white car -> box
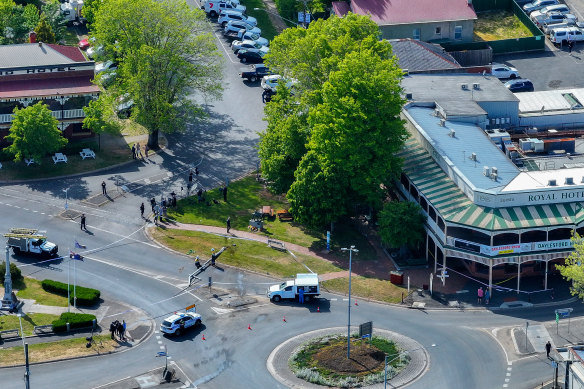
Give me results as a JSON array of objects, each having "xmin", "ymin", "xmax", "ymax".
[
  {"xmin": 261, "ymin": 75, "xmax": 296, "ymax": 91},
  {"xmin": 87, "ymin": 45, "xmax": 104, "ymax": 59},
  {"xmin": 160, "ymin": 312, "xmax": 202, "ymax": 336},
  {"xmin": 530, "ymin": 4, "xmax": 570, "ymax": 21},
  {"xmin": 203, "ymin": 0, "xmax": 245, "ymax": 17},
  {"xmin": 490, "ymin": 64, "xmax": 519, "ymax": 79},
  {"xmin": 95, "ymin": 60, "xmax": 117, "ymax": 74},
  {"xmin": 537, "ymin": 13, "xmax": 578, "ymax": 28},
  {"xmin": 231, "ymin": 39, "xmax": 268, "ymax": 54},
  {"xmin": 240, "ymin": 31, "xmax": 268, "ymax": 47},
  {"xmin": 218, "ymin": 10, "xmax": 256, "ymax": 28},
  {"xmin": 523, "ymin": 0, "xmax": 559, "ymax": 14}
]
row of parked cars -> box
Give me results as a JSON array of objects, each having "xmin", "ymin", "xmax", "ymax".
[
  {"xmin": 523, "ymin": 0, "xmax": 584, "ymax": 45},
  {"xmin": 201, "ymin": 0, "xmax": 270, "ymax": 63}
]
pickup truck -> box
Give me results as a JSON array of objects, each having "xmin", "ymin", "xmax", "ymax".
[
  {"xmin": 268, "ymin": 273, "xmax": 320, "ymax": 302},
  {"xmin": 240, "ymin": 64, "xmax": 270, "ymax": 82},
  {"xmin": 5, "ymin": 229, "xmax": 58, "ymax": 257}
]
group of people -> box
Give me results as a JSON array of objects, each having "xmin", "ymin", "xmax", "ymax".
[
  {"xmin": 477, "ymin": 286, "xmax": 490, "ymax": 305},
  {"xmin": 131, "ymin": 143, "xmax": 149, "ymax": 160},
  {"xmin": 109, "ymin": 320, "xmax": 127, "ymax": 341}
]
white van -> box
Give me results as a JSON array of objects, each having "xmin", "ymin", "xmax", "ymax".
[
  {"xmin": 203, "ymin": 0, "xmax": 245, "ymax": 17},
  {"xmin": 549, "ymin": 27, "xmax": 584, "ymax": 44}
]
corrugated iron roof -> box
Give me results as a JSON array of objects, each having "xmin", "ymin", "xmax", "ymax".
[
  {"xmin": 390, "ymin": 39, "xmax": 461, "ymax": 72},
  {"xmin": 0, "ymin": 43, "xmax": 86, "ymax": 68}
]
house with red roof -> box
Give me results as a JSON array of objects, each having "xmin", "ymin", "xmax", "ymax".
[
  {"xmin": 332, "ymin": 0, "xmax": 477, "ymax": 43},
  {"xmin": 0, "ymin": 42, "xmax": 100, "ymax": 145}
]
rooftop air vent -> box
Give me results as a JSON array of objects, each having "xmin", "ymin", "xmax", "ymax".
[
  {"xmin": 483, "ymin": 166, "xmax": 490, "ymax": 176},
  {"xmin": 405, "ymin": 93, "xmax": 413, "ymax": 100},
  {"xmin": 566, "ymin": 177, "xmax": 574, "ymax": 185},
  {"xmin": 470, "ymin": 152, "xmax": 477, "ymax": 161},
  {"xmin": 440, "ymin": 119, "xmax": 446, "ymax": 127},
  {"xmin": 491, "ymin": 166, "xmax": 498, "ymax": 175},
  {"xmin": 473, "ymin": 83, "xmax": 480, "ymax": 90},
  {"xmin": 448, "ymin": 129, "xmax": 456, "ymax": 138},
  {"xmin": 461, "ymin": 83, "xmax": 469, "ymax": 90},
  {"xmin": 548, "ymin": 179, "xmax": 557, "ymax": 186},
  {"xmin": 490, "ymin": 172, "xmax": 498, "ymax": 181}
]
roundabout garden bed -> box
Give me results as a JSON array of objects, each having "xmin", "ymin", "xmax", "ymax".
[{"xmin": 289, "ymin": 334, "xmax": 409, "ymax": 387}]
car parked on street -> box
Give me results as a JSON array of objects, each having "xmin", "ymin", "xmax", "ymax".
[
  {"xmin": 549, "ymin": 26, "xmax": 584, "ymax": 44},
  {"xmin": 239, "ymin": 64, "xmax": 271, "ymax": 82},
  {"xmin": 530, "ymin": 4, "xmax": 570, "ymax": 21},
  {"xmin": 237, "ymin": 49, "xmax": 265, "ymax": 63},
  {"xmin": 160, "ymin": 312, "xmax": 202, "ymax": 336},
  {"xmin": 238, "ymin": 31, "xmax": 268, "ymax": 46},
  {"xmin": 523, "ymin": 0, "xmax": 559, "ymax": 14},
  {"xmin": 261, "ymin": 74, "xmax": 296, "ymax": 91},
  {"xmin": 534, "ymin": 12, "xmax": 577, "ymax": 28},
  {"xmin": 491, "ymin": 64, "xmax": 519, "ymax": 79},
  {"xmin": 95, "ymin": 60, "xmax": 117, "ymax": 74},
  {"xmin": 231, "ymin": 39, "xmax": 268, "ymax": 54},
  {"xmin": 223, "ymin": 20, "xmax": 261, "ymax": 37},
  {"xmin": 203, "ymin": 0, "xmax": 245, "ymax": 17},
  {"xmin": 218, "ymin": 10, "xmax": 256, "ymax": 28},
  {"xmin": 505, "ymin": 79, "xmax": 534, "ymax": 93}
]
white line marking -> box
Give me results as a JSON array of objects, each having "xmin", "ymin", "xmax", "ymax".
[
  {"xmin": 160, "ymin": 346, "xmax": 165, "ymax": 349},
  {"xmin": 158, "ymin": 341, "xmax": 163, "ymax": 344},
  {"xmin": 506, "ymin": 373, "xmax": 511, "ymax": 376},
  {"xmin": 507, "ymin": 367, "xmax": 512, "ymax": 371},
  {"xmin": 342, "ymin": 298, "xmax": 349, "ymax": 301},
  {"xmin": 503, "ymin": 385, "xmax": 508, "ymax": 388},
  {"xmin": 505, "ymin": 379, "xmax": 510, "ymax": 382},
  {"xmin": 508, "ymin": 361, "xmax": 512, "ymax": 365},
  {"xmin": 330, "ymin": 298, "xmax": 337, "ymax": 301},
  {"xmin": 156, "ymin": 336, "xmax": 161, "ymax": 339},
  {"xmin": 91, "ymin": 376, "xmax": 132, "ymax": 389}
]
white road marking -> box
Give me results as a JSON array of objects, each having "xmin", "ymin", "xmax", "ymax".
[
  {"xmin": 506, "ymin": 373, "xmax": 511, "ymax": 376},
  {"xmin": 508, "ymin": 361, "xmax": 512, "ymax": 365},
  {"xmin": 342, "ymin": 298, "xmax": 349, "ymax": 301},
  {"xmin": 156, "ymin": 335, "xmax": 161, "ymax": 339},
  {"xmin": 330, "ymin": 298, "xmax": 337, "ymax": 301},
  {"xmin": 503, "ymin": 385, "xmax": 508, "ymax": 388},
  {"xmin": 507, "ymin": 367, "xmax": 512, "ymax": 371},
  {"xmin": 160, "ymin": 346, "xmax": 165, "ymax": 349},
  {"xmin": 505, "ymin": 378, "xmax": 510, "ymax": 382},
  {"xmin": 158, "ymin": 340, "xmax": 163, "ymax": 344}
]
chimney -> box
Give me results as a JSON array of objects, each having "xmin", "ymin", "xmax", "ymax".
[{"xmin": 29, "ymin": 31, "xmax": 36, "ymax": 43}]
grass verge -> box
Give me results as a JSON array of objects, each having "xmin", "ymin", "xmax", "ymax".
[
  {"xmin": 323, "ymin": 276, "xmax": 406, "ymax": 304},
  {"xmin": 169, "ymin": 175, "xmax": 377, "ymax": 259},
  {"xmin": 151, "ymin": 228, "xmax": 342, "ymax": 277},
  {"xmin": 241, "ymin": 0, "xmax": 280, "ymax": 40},
  {"xmin": 15, "ymin": 278, "xmax": 69, "ymax": 307},
  {"xmin": 474, "ymin": 10, "xmax": 532, "ymax": 41},
  {"xmin": 0, "ymin": 335, "xmax": 117, "ymax": 366},
  {"xmin": 0, "ymin": 313, "xmax": 59, "ymax": 337}
]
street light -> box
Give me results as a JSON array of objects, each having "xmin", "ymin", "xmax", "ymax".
[
  {"xmin": 17, "ymin": 313, "xmax": 30, "ymax": 389},
  {"xmin": 384, "ymin": 344, "xmax": 436, "ymax": 389},
  {"xmin": 253, "ymin": 8, "xmax": 304, "ymax": 28},
  {"xmin": 63, "ymin": 187, "xmax": 70, "ymax": 210},
  {"xmin": 341, "ymin": 245, "xmax": 358, "ymax": 359}
]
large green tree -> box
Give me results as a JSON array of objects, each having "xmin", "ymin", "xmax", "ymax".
[
  {"xmin": 40, "ymin": 0, "xmax": 65, "ymax": 42},
  {"xmin": 260, "ymin": 14, "xmax": 406, "ymax": 228},
  {"xmin": 0, "ymin": 0, "xmax": 28, "ymax": 44},
  {"xmin": 34, "ymin": 13, "xmax": 55, "ymax": 43},
  {"xmin": 92, "ymin": 0, "xmax": 222, "ymax": 149},
  {"xmin": 6, "ymin": 102, "xmax": 67, "ymax": 162},
  {"xmin": 81, "ymin": 0, "xmax": 104, "ymax": 25},
  {"xmin": 378, "ymin": 201, "xmax": 425, "ymax": 250},
  {"xmin": 557, "ymin": 233, "xmax": 584, "ymax": 299}
]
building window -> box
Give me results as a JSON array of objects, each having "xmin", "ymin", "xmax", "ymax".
[
  {"xmin": 435, "ymin": 27, "xmax": 441, "ymax": 35},
  {"xmin": 454, "ymin": 25, "xmax": 462, "ymax": 40},
  {"xmin": 413, "ymin": 28, "xmax": 420, "ymax": 40}
]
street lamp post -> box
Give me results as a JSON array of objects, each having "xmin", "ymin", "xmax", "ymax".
[
  {"xmin": 63, "ymin": 187, "xmax": 70, "ymax": 210},
  {"xmin": 17, "ymin": 314, "xmax": 30, "ymax": 389},
  {"xmin": 253, "ymin": 8, "xmax": 304, "ymax": 28},
  {"xmin": 341, "ymin": 245, "xmax": 358, "ymax": 359}
]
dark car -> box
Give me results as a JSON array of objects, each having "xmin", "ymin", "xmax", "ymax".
[
  {"xmin": 237, "ymin": 49, "xmax": 265, "ymax": 64},
  {"xmin": 239, "ymin": 64, "xmax": 270, "ymax": 82},
  {"xmin": 505, "ymin": 79, "xmax": 534, "ymax": 93}
]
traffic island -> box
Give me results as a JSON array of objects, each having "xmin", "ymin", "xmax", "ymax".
[{"xmin": 267, "ymin": 327, "xmax": 429, "ymax": 388}]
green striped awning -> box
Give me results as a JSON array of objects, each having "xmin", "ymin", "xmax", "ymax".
[{"xmin": 398, "ymin": 138, "xmax": 577, "ymax": 231}]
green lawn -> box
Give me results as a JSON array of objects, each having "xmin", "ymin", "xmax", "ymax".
[
  {"xmin": 241, "ymin": 0, "xmax": 280, "ymax": 40},
  {"xmin": 323, "ymin": 276, "xmax": 406, "ymax": 304},
  {"xmin": 169, "ymin": 175, "xmax": 377, "ymax": 260},
  {"xmin": 14, "ymin": 278, "xmax": 69, "ymax": 307},
  {"xmin": 0, "ymin": 313, "xmax": 59, "ymax": 337},
  {"xmin": 152, "ymin": 228, "xmax": 342, "ymax": 277},
  {"xmin": 474, "ymin": 10, "xmax": 533, "ymax": 41}
]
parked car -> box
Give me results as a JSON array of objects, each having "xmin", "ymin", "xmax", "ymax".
[
  {"xmin": 523, "ymin": 0, "xmax": 559, "ymax": 14},
  {"xmin": 203, "ymin": 0, "xmax": 245, "ymax": 17},
  {"xmin": 78, "ymin": 38, "xmax": 91, "ymax": 50},
  {"xmin": 530, "ymin": 4, "xmax": 570, "ymax": 21},
  {"xmin": 95, "ymin": 60, "xmax": 117, "ymax": 74},
  {"xmin": 223, "ymin": 20, "xmax": 261, "ymax": 37},
  {"xmin": 231, "ymin": 39, "xmax": 268, "ymax": 54},
  {"xmin": 261, "ymin": 74, "xmax": 296, "ymax": 91},
  {"xmin": 239, "ymin": 31, "xmax": 268, "ymax": 47},
  {"xmin": 239, "ymin": 64, "xmax": 271, "ymax": 82},
  {"xmin": 160, "ymin": 312, "xmax": 202, "ymax": 336},
  {"xmin": 549, "ymin": 26, "xmax": 584, "ymax": 44},
  {"xmin": 534, "ymin": 12, "xmax": 577, "ymax": 28},
  {"xmin": 491, "ymin": 64, "xmax": 519, "ymax": 79},
  {"xmin": 505, "ymin": 79, "xmax": 534, "ymax": 93},
  {"xmin": 218, "ymin": 10, "xmax": 256, "ymax": 28},
  {"xmin": 545, "ymin": 21, "xmax": 584, "ymax": 34},
  {"xmin": 237, "ymin": 49, "xmax": 265, "ymax": 63},
  {"xmin": 86, "ymin": 45, "xmax": 104, "ymax": 59}
]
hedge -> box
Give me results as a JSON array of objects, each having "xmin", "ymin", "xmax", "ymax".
[
  {"xmin": 41, "ymin": 279, "xmax": 101, "ymax": 307},
  {"xmin": 0, "ymin": 263, "xmax": 23, "ymax": 284},
  {"xmin": 52, "ymin": 312, "xmax": 97, "ymax": 333}
]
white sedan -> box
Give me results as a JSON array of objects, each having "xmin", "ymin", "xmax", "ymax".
[
  {"xmin": 490, "ymin": 64, "xmax": 519, "ymax": 79},
  {"xmin": 231, "ymin": 39, "xmax": 268, "ymax": 54},
  {"xmin": 160, "ymin": 312, "xmax": 202, "ymax": 336},
  {"xmin": 95, "ymin": 60, "xmax": 117, "ymax": 74},
  {"xmin": 261, "ymin": 74, "xmax": 296, "ymax": 91}
]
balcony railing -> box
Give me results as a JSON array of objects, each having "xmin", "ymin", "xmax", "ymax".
[{"xmin": 0, "ymin": 109, "xmax": 86, "ymax": 124}]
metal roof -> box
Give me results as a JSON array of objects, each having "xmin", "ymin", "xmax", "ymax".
[
  {"xmin": 435, "ymin": 99, "xmax": 487, "ymax": 117},
  {"xmin": 402, "ymin": 74, "xmax": 519, "ymax": 103},
  {"xmin": 296, "ymin": 273, "xmax": 319, "ymax": 286},
  {"xmin": 389, "ymin": 39, "xmax": 461, "ymax": 72},
  {"xmin": 399, "ymin": 138, "xmax": 582, "ymax": 230},
  {"xmin": 0, "ymin": 44, "xmax": 80, "ymax": 68},
  {"xmin": 516, "ymin": 88, "xmax": 584, "ymax": 113}
]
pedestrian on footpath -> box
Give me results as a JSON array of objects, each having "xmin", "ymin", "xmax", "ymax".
[
  {"xmin": 226, "ymin": 217, "xmax": 231, "ymax": 233},
  {"xmin": 101, "ymin": 181, "xmax": 107, "ymax": 195},
  {"xmin": 223, "ymin": 185, "xmax": 228, "ymax": 202},
  {"xmin": 477, "ymin": 287, "xmax": 484, "ymax": 304},
  {"xmin": 80, "ymin": 213, "xmax": 86, "ymax": 231},
  {"xmin": 485, "ymin": 288, "xmax": 490, "ymax": 305},
  {"xmin": 131, "ymin": 144, "xmax": 136, "ymax": 159},
  {"xmin": 546, "ymin": 341, "xmax": 552, "ymax": 358},
  {"xmin": 144, "ymin": 144, "xmax": 149, "ymax": 159},
  {"xmin": 140, "ymin": 202, "xmax": 145, "ymax": 218}
]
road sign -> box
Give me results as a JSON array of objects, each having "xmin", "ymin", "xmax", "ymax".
[
  {"xmin": 185, "ymin": 304, "xmax": 196, "ymax": 312},
  {"xmin": 359, "ymin": 321, "xmax": 373, "ymax": 338},
  {"xmin": 555, "ymin": 308, "xmax": 573, "ymax": 318}
]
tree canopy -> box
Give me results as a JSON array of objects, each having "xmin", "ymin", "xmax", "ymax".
[
  {"xmin": 82, "ymin": 0, "xmax": 104, "ymax": 25},
  {"xmin": 378, "ymin": 201, "xmax": 425, "ymax": 250},
  {"xmin": 34, "ymin": 13, "xmax": 55, "ymax": 43},
  {"xmin": 6, "ymin": 102, "xmax": 67, "ymax": 162},
  {"xmin": 90, "ymin": 0, "xmax": 222, "ymax": 149},
  {"xmin": 556, "ymin": 233, "xmax": 584, "ymax": 299},
  {"xmin": 260, "ymin": 14, "xmax": 407, "ymax": 228}
]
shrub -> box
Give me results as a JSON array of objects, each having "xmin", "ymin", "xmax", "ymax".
[
  {"xmin": 52, "ymin": 312, "xmax": 96, "ymax": 333},
  {"xmin": 0, "ymin": 263, "xmax": 23, "ymax": 284},
  {"xmin": 41, "ymin": 279, "xmax": 101, "ymax": 306}
]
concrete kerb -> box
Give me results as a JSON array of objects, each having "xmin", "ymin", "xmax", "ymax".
[{"xmin": 266, "ymin": 326, "xmax": 430, "ymax": 389}]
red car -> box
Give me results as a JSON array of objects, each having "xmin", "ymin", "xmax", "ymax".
[{"xmin": 78, "ymin": 38, "xmax": 90, "ymax": 50}]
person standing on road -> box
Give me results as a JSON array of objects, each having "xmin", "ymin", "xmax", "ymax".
[
  {"xmin": 80, "ymin": 214, "xmax": 86, "ymax": 231},
  {"xmin": 121, "ymin": 320, "xmax": 127, "ymax": 341},
  {"xmin": 477, "ymin": 287, "xmax": 484, "ymax": 304},
  {"xmin": 226, "ymin": 217, "xmax": 231, "ymax": 233},
  {"xmin": 150, "ymin": 197, "xmax": 156, "ymax": 212},
  {"xmin": 546, "ymin": 341, "xmax": 552, "ymax": 358},
  {"xmin": 140, "ymin": 202, "xmax": 145, "ymax": 218},
  {"xmin": 131, "ymin": 144, "xmax": 136, "ymax": 159},
  {"xmin": 101, "ymin": 181, "xmax": 107, "ymax": 195},
  {"xmin": 484, "ymin": 288, "xmax": 490, "ymax": 305},
  {"xmin": 299, "ymin": 287, "xmax": 305, "ymax": 304}
]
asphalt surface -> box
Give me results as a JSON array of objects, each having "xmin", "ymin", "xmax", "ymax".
[{"xmin": 0, "ymin": 4, "xmax": 583, "ymax": 389}]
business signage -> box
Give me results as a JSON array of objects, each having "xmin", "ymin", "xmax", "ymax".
[
  {"xmin": 453, "ymin": 238, "xmax": 574, "ymax": 257},
  {"xmin": 0, "ymin": 63, "xmax": 94, "ymax": 77}
]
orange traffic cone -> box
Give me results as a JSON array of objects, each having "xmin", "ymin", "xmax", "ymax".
[
  {"xmin": 355, "ymin": 300, "xmax": 358, "ymax": 306},
  {"xmin": 317, "ymin": 306, "xmax": 320, "ymax": 313},
  {"xmin": 202, "ymin": 334, "xmax": 206, "ymax": 341},
  {"xmin": 248, "ymin": 324, "xmax": 252, "ymax": 330},
  {"xmin": 283, "ymin": 316, "xmax": 287, "ymax": 322}
]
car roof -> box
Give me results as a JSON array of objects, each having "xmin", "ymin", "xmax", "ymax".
[{"xmin": 164, "ymin": 312, "xmax": 192, "ymax": 322}]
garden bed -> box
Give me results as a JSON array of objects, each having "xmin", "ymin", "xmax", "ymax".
[{"xmin": 474, "ymin": 10, "xmax": 532, "ymax": 41}]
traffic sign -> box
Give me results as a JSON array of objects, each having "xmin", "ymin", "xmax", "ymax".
[
  {"xmin": 359, "ymin": 321, "xmax": 373, "ymax": 338},
  {"xmin": 555, "ymin": 308, "xmax": 573, "ymax": 318}
]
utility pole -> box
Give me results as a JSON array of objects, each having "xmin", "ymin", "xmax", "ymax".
[
  {"xmin": 341, "ymin": 245, "xmax": 358, "ymax": 359},
  {"xmin": 3, "ymin": 246, "xmax": 13, "ymax": 305},
  {"xmin": 24, "ymin": 343, "xmax": 30, "ymax": 389}
]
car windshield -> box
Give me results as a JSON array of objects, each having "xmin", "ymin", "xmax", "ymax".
[
  {"xmin": 162, "ymin": 320, "xmax": 173, "ymax": 327},
  {"xmin": 250, "ymin": 33, "xmax": 259, "ymax": 40},
  {"xmin": 279, "ymin": 282, "xmax": 287, "ymax": 290}
]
